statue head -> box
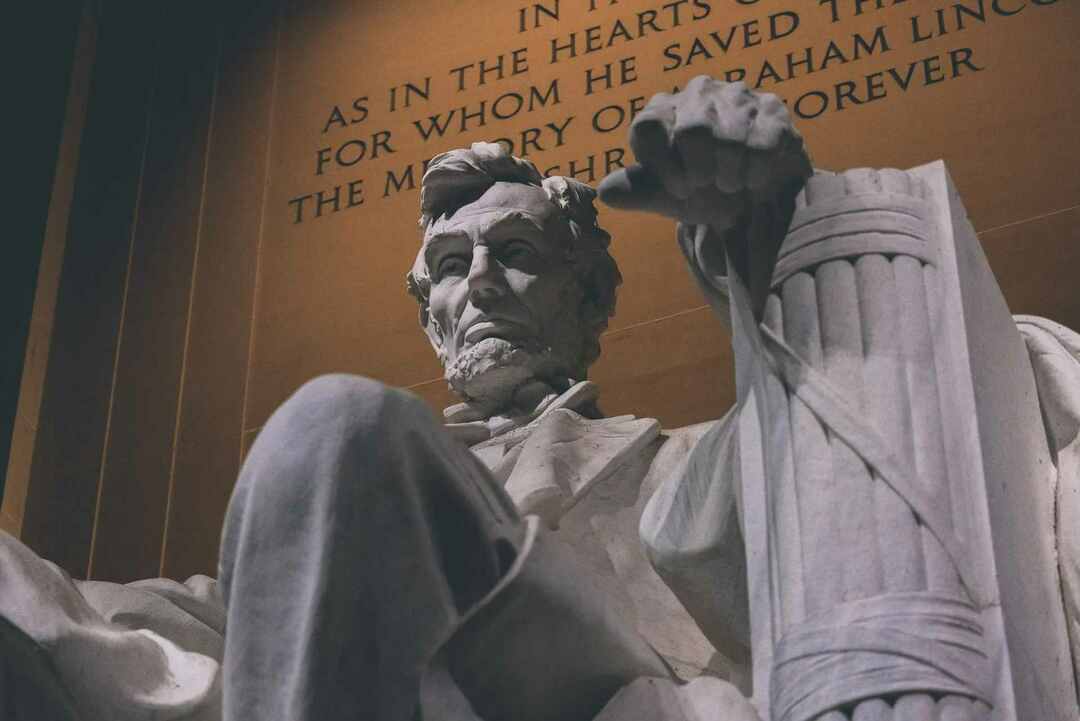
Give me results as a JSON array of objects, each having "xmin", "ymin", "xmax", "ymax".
[{"xmin": 407, "ymin": 142, "xmax": 621, "ymax": 415}]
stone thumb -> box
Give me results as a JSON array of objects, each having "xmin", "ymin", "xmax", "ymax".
[{"xmin": 597, "ymin": 163, "xmax": 683, "ymax": 218}]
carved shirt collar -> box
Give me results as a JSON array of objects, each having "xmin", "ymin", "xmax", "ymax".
[{"xmin": 443, "ymin": 380, "xmax": 600, "ymax": 447}]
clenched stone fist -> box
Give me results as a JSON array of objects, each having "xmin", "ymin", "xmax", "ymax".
[{"xmin": 598, "ymin": 76, "xmax": 813, "ymax": 232}]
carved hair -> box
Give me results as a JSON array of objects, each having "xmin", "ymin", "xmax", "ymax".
[{"xmin": 407, "ymin": 142, "xmax": 621, "ymax": 372}]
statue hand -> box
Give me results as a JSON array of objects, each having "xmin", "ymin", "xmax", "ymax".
[{"xmin": 598, "ymin": 75, "xmax": 812, "ymax": 232}]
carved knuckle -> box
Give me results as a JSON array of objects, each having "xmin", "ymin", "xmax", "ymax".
[
  {"xmin": 758, "ymin": 92, "xmax": 785, "ymax": 115},
  {"xmin": 720, "ymin": 79, "xmax": 750, "ymax": 98},
  {"xmin": 641, "ymin": 91, "xmax": 676, "ymax": 117},
  {"xmin": 746, "ymin": 116, "xmax": 784, "ymax": 152},
  {"xmin": 685, "ymin": 74, "xmax": 714, "ymax": 94}
]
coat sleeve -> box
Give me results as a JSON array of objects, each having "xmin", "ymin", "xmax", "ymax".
[
  {"xmin": 639, "ymin": 410, "xmax": 751, "ymax": 676},
  {"xmin": 1017, "ymin": 314, "xmax": 1080, "ymax": 698}
]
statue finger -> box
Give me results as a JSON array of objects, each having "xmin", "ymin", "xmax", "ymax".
[
  {"xmin": 744, "ymin": 122, "xmax": 796, "ymax": 191},
  {"xmin": 680, "ymin": 74, "xmax": 725, "ymax": 97},
  {"xmin": 747, "ymin": 93, "xmax": 791, "ymax": 146},
  {"xmin": 673, "ymin": 123, "xmax": 719, "ymax": 190},
  {"xmin": 777, "ymin": 130, "xmax": 814, "ymax": 185},
  {"xmin": 685, "ymin": 186, "xmax": 747, "ymax": 229},
  {"xmin": 746, "ymin": 117, "xmax": 811, "ymax": 192},
  {"xmin": 598, "ymin": 164, "xmax": 686, "ymax": 218},
  {"xmin": 629, "ymin": 98, "xmax": 691, "ymax": 198},
  {"xmin": 745, "ymin": 147, "xmax": 775, "ymax": 192},
  {"xmin": 714, "ymin": 139, "xmax": 749, "ymax": 194},
  {"xmin": 746, "ymin": 111, "xmax": 786, "ymax": 154},
  {"xmin": 672, "ymin": 77, "xmax": 730, "ymax": 187},
  {"xmin": 707, "ymin": 85, "xmax": 753, "ymax": 193},
  {"xmin": 711, "ymin": 82, "xmax": 756, "ymax": 145}
]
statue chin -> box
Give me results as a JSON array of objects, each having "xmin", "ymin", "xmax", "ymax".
[{"xmin": 445, "ymin": 337, "xmax": 571, "ymax": 414}]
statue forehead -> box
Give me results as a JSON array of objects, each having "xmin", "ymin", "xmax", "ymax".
[{"xmin": 424, "ymin": 182, "xmax": 559, "ymax": 238}]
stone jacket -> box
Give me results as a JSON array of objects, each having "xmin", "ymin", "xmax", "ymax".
[
  {"xmin": 450, "ymin": 382, "xmax": 749, "ymax": 683},
  {"xmin": 2, "ymin": 317, "xmax": 1079, "ymax": 719}
]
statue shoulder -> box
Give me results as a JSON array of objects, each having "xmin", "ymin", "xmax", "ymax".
[
  {"xmin": 641, "ymin": 414, "xmax": 738, "ymax": 533},
  {"xmin": 651, "ymin": 418, "xmax": 726, "ymax": 475},
  {"xmin": 1016, "ymin": 314, "xmax": 1080, "ymax": 451},
  {"xmin": 1014, "ymin": 315, "xmax": 1080, "ymax": 693}
]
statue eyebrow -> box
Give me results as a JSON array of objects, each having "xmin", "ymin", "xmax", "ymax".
[
  {"xmin": 424, "ymin": 230, "xmax": 470, "ymax": 247},
  {"xmin": 426, "ymin": 210, "xmax": 545, "ymax": 251},
  {"xmin": 480, "ymin": 211, "xmax": 545, "ymax": 237}
]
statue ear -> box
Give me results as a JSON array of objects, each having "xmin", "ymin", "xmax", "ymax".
[
  {"xmin": 407, "ymin": 268, "xmax": 445, "ymax": 358},
  {"xmin": 421, "ymin": 311, "xmax": 447, "ymax": 362}
]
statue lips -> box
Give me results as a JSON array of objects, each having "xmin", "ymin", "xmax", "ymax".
[{"xmin": 462, "ymin": 316, "xmax": 532, "ymax": 346}]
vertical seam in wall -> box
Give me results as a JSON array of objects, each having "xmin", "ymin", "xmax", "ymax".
[
  {"xmin": 86, "ymin": 60, "xmax": 157, "ymax": 581},
  {"xmin": 238, "ymin": 0, "xmax": 285, "ymax": 471},
  {"xmin": 158, "ymin": 21, "xmax": 224, "ymax": 579},
  {"xmin": 2, "ymin": 2, "xmax": 99, "ymax": 535}
]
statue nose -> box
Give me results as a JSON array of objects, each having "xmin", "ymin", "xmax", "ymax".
[{"xmin": 467, "ymin": 247, "xmax": 505, "ymax": 305}]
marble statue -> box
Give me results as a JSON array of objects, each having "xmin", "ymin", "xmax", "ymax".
[{"xmin": 2, "ymin": 76, "xmax": 1080, "ymax": 721}]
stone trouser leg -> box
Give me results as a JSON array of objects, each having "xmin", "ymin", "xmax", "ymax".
[{"xmin": 218, "ymin": 375, "xmax": 668, "ymax": 721}]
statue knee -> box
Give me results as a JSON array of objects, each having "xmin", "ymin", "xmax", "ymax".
[
  {"xmin": 223, "ymin": 375, "xmax": 447, "ymax": 605},
  {"xmin": 288, "ymin": 372, "xmax": 395, "ymax": 408},
  {"xmin": 275, "ymin": 373, "xmax": 435, "ymax": 454}
]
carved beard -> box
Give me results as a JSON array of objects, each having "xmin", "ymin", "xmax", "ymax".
[{"xmin": 443, "ymin": 337, "xmax": 577, "ymax": 416}]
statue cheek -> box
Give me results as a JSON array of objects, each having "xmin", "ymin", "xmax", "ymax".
[
  {"xmin": 544, "ymin": 270, "xmax": 584, "ymax": 310},
  {"xmin": 528, "ymin": 277, "xmax": 586, "ymax": 343},
  {"xmin": 429, "ymin": 281, "xmax": 467, "ymax": 331}
]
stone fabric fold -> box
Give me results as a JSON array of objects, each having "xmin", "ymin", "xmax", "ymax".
[
  {"xmin": 0, "ymin": 531, "xmax": 222, "ymax": 721},
  {"xmin": 770, "ymin": 593, "xmax": 993, "ymax": 721},
  {"xmin": 503, "ymin": 409, "xmax": 661, "ymax": 526},
  {"xmin": 1017, "ymin": 315, "xmax": 1080, "ymax": 700}
]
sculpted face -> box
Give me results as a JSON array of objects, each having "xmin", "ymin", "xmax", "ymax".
[{"xmin": 422, "ymin": 181, "xmax": 587, "ymax": 411}]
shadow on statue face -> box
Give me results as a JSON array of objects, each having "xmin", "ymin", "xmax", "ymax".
[{"xmin": 423, "ymin": 181, "xmax": 586, "ymax": 410}]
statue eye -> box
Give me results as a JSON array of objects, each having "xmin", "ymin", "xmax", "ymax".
[
  {"xmin": 436, "ymin": 255, "xmax": 470, "ymax": 279},
  {"xmin": 500, "ymin": 239, "xmax": 536, "ymax": 264}
]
